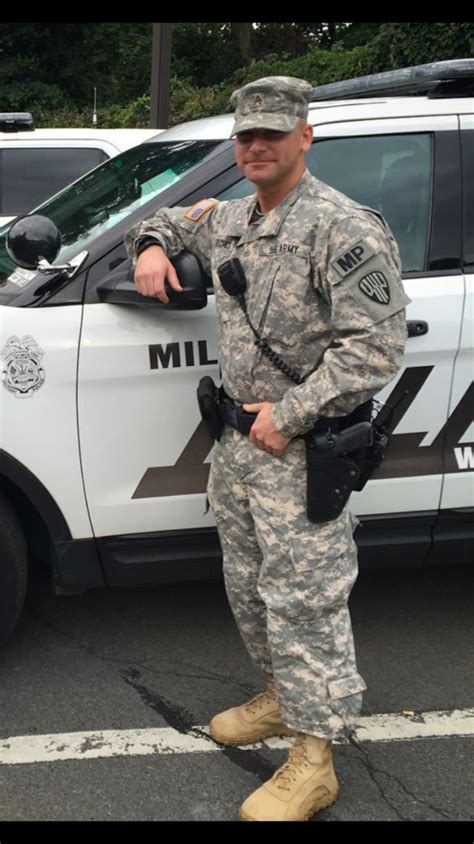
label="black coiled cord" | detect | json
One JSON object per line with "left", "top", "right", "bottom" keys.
{"left": 254, "top": 337, "right": 304, "bottom": 384}
{"left": 237, "top": 293, "right": 304, "bottom": 385}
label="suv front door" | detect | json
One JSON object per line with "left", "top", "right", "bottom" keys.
{"left": 432, "top": 116, "right": 474, "bottom": 561}
{"left": 220, "top": 116, "right": 464, "bottom": 545}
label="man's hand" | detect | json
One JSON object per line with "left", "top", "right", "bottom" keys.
{"left": 243, "top": 401, "right": 291, "bottom": 456}
{"left": 134, "top": 244, "right": 183, "bottom": 303}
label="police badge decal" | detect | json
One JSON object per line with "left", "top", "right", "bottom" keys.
{"left": 0, "top": 335, "right": 46, "bottom": 397}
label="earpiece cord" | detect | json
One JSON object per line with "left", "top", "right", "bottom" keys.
{"left": 237, "top": 294, "right": 305, "bottom": 386}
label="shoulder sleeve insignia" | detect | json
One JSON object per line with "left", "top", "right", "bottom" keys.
{"left": 359, "top": 271, "right": 390, "bottom": 304}
{"left": 330, "top": 239, "right": 376, "bottom": 278}
{"left": 183, "top": 198, "right": 218, "bottom": 222}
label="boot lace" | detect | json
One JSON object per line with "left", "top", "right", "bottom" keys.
{"left": 273, "top": 736, "right": 309, "bottom": 790}
{"left": 245, "top": 686, "right": 276, "bottom": 715}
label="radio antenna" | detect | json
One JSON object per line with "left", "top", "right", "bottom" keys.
{"left": 92, "top": 87, "right": 98, "bottom": 127}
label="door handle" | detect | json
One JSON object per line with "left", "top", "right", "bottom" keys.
{"left": 407, "top": 320, "right": 429, "bottom": 337}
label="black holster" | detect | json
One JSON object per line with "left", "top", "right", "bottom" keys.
{"left": 355, "top": 424, "right": 390, "bottom": 491}
{"left": 305, "top": 442, "right": 361, "bottom": 523}
{"left": 304, "top": 401, "right": 372, "bottom": 523}
{"left": 197, "top": 376, "right": 223, "bottom": 441}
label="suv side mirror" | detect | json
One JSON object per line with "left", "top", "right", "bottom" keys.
{"left": 97, "top": 250, "right": 209, "bottom": 310}
{"left": 5, "top": 214, "right": 61, "bottom": 269}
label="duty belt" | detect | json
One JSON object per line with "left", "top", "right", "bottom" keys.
{"left": 218, "top": 397, "right": 257, "bottom": 436}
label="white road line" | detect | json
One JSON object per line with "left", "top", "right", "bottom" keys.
{"left": 0, "top": 708, "right": 472, "bottom": 766}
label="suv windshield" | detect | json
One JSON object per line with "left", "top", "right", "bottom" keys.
{"left": 0, "top": 139, "right": 221, "bottom": 293}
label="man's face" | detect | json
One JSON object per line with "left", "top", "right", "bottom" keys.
{"left": 234, "top": 122, "right": 313, "bottom": 187}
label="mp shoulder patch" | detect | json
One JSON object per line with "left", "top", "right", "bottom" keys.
{"left": 358, "top": 271, "right": 390, "bottom": 304}
{"left": 183, "top": 198, "right": 218, "bottom": 223}
{"left": 331, "top": 239, "right": 376, "bottom": 278}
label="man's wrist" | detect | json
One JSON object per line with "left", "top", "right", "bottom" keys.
{"left": 271, "top": 401, "right": 316, "bottom": 438}
{"left": 135, "top": 237, "right": 165, "bottom": 259}
{"left": 270, "top": 402, "right": 295, "bottom": 438}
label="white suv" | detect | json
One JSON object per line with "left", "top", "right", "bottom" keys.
{"left": 0, "top": 60, "right": 472, "bottom": 643}
{"left": 0, "top": 113, "right": 162, "bottom": 225}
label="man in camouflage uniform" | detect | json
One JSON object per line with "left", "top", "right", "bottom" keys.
{"left": 125, "top": 76, "right": 410, "bottom": 821}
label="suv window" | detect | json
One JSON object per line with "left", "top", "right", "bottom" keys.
{"left": 220, "top": 133, "right": 432, "bottom": 273}
{"left": 461, "top": 130, "right": 474, "bottom": 269}
{"left": 0, "top": 139, "right": 223, "bottom": 295}
{"left": 0, "top": 147, "right": 107, "bottom": 216}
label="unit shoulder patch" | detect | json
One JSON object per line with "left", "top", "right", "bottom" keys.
{"left": 183, "top": 198, "right": 218, "bottom": 223}
{"left": 358, "top": 271, "right": 391, "bottom": 305}
{"left": 333, "top": 253, "right": 410, "bottom": 325}
{"left": 330, "top": 239, "right": 377, "bottom": 278}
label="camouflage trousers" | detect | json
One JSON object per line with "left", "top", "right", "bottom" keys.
{"left": 207, "top": 425, "right": 367, "bottom": 740}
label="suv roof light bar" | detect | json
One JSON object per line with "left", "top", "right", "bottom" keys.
{"left": 311, "top": 59, "right": 474, "bottom": 101}
{"left": 0, "top": 113, "right": 34, "bottom": 132}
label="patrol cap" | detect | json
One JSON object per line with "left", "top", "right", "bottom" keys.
{"left": 230, "top": 76, "right": 313, "bottom": 136}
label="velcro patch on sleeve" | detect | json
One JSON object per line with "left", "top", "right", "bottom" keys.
{"left": 183, "top": 198, "right": 218, "bottom": 222}
{"left": 331, "top": 239, "right": 377, "bottom": 278}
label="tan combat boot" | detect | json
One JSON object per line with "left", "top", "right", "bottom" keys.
{"left": 239, "top": 733, "right": 339, "bottom": 821}
{"left": 209, "top": 678, "right": 295, "bottom": 746}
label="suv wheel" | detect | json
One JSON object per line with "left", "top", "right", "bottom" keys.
{"left": 0, "top": 490, "right": 27, "bottom": 644}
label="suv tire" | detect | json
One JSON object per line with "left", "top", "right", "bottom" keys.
{"left": 0, "top": 490, "right": 28, "bottom": 644}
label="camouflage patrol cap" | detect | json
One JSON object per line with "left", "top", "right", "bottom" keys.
{"left": 230, "top": 76, "right": 313, "bottom": 136}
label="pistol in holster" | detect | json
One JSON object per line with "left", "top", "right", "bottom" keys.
{"left": 197, "top": 376, "right": 224, "bottom": 441}
{"left": 304, "top": 401, "right": 374, "bottom": 523}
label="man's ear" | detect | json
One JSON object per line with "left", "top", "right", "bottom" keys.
{"left": 302, "top": 123, "right": 313, "bottom": 151}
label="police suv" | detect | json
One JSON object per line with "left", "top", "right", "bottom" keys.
{"left": 0, "top": 60, "right": 473, "bottom": 643}
{"left": 0, "top": 112, "right": 162, "bottom": 226}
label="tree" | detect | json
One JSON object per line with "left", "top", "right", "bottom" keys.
{"left": 231, "top": 23, "right": 254, "bottom": 63}
{"left": 2, "top": 22, "right": 472, "bottom": 127}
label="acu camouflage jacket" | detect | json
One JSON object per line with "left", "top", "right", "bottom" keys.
{"left": 125, "top": 170, "right": 410, "bottom": 438}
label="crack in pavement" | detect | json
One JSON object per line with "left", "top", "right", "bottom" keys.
{"left": 122, "top": 668, "right": 278, "bottom": 786}
{"left": 19, "top": 608, "right": 467, "bottom": 822}
{"left": 349, "top": 736, "right": 453, "bottom": 821}
{"left": 123, "top": 663, "right": 256, "bottom": 696}
{"left": 21, "top": 606, "right": 255, "bottom": 694}
{"left": 122, "top": 667, "right": 195, "bottom": 733}
{"left": 22, "top": 606, "right": 142, "bottom": 668}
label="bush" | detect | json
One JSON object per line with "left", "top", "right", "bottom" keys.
{"left": 32, "top": 23, "right": 474, "bottom": 129}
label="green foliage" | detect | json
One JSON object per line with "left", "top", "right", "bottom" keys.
{"left": 0, "top": 81, "right": 75, "bottom": 113}
{"left": 4, "top": 22, "right": 472, "bottom": 129}
{"left": 366, "top": 22, "right": 474, "bottom": 71}
{"left": 0, "top": 22, "right": 151, "bottom": 111}
{"left": 171, "top": 23, "right": 235, "bottom": 87}
{"left": 228, "top": 45, "right": 372, "bottom": 89}
{"left": 33, "top": 108, "right": 93, "bottom": 128}
{"left": 333, "top": 22, "right": 380, "bottom": 50}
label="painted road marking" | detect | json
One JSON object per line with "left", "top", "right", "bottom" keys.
{"left": 0, "top": 708, "right": 472, "bottom": 766}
